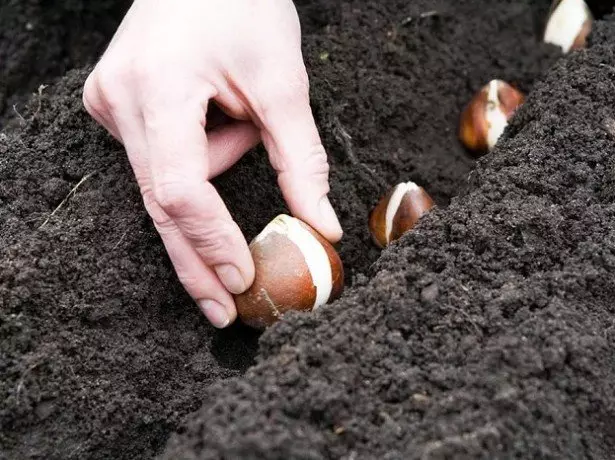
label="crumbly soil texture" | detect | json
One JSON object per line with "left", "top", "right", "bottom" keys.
{"left": 2, "top": 0, "right": 615, "bottom": 459}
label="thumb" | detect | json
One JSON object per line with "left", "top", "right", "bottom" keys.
{"left": 257, "top": 79, "right": 343, "bottom": 243}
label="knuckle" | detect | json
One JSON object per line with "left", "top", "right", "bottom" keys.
{"left": 96, "top": 69, "right": 126, "bottom": 111}
{"left": 306, "top": 144, "right": 330, "bottom": 173}
{"left": 95, "top": 59, "right": 142, "bottom": 111}
{"left": 152, "top": 174, "right": 195, "bottom": 217}
{"left": 131, "top": 57, "right": 199, "bottom": 112}
{"left": 294, "top": 68, "right": 310, "bottom": 92}
{"left": 286, "top": 144, "right": 330, "bottom": 176}
{"left": 82, "top": 73, "right": 101, "bottom": 114}
{"left": 176, "top": 272, "right": 202, "bottom": 293}
{"left": 141, "top": 186, "right": 175, "bottom": 231}
{"left": 96, "top": 67, "right": 121, "bottom": 94}
{"left": 258, "top": 69, "right": 310, "bottom": 117}
{"left": 276, "top": 75, "right": 309, "bottom": 102}
{"left": 191, "top": 220, "right": 237, "bottom": 259}
{"left": 130, "top": 56, "right": 162, "bottom": 88}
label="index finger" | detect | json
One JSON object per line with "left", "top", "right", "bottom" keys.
{"left": 142, "top": 95, "right": 255, "bottom": 296}
{"left": 255, "top": 72, "right": 343, "bottom": 243}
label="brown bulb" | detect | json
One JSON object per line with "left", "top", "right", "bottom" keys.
{"left": 459, "top": 79, "right": 525, "bottom": 155}
{"left": 234, "top": 214, "right": 344, "bottom": 329}
{"left": 369, "top": 182, "right": 435, "bottom": 248}
{"left": 544, "top": 0, "right": 592, "bottom": 53}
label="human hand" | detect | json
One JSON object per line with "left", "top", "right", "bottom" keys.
{"left": 83, "top": 0, "right": 343, "bottom": 328}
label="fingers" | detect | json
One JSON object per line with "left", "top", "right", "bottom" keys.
{"left": 143, "top": 102, "right": 255, "bottom": 298}
{"left": 83, "top": 67, "right": 262, "bottom": 329}
{"left": 143, "top": 194, "right": 237, "bottom": 328}
{"left": 256, "top": 71, "right": 343, "bottom": 243}
{"left": 83, "top": 72, "right": 123, "bottom": 142}
{"left": 207, "top": 121, "right": 260, "bottom": 178}
{"left": 85, "top": 70, "right": 238, "bottom": 328}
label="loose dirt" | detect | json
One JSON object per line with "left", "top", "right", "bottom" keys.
{"left": 2, "top": 1, "right": 615, "bottom": 459}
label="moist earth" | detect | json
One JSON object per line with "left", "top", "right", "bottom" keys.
{"left": 0, "top": 0, "right": 132, "bottom": 126}
{"left": 1, "top": 0, "right": 615, "bottom": 459}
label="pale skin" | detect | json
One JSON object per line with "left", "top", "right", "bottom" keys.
{"left": 83, "top": 0, "right": 343, "bottom": 328}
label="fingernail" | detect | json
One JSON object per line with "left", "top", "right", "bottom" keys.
{"left": 198, "top": 299, "right": 231, "bottom": 328}
{"left": 214, "top": 264, "right": 247, "bottom": 294}
{"left": 319, "top": 196, "right": 343, "bottom": 240}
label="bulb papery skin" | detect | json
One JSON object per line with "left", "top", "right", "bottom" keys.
{"left": 369, "top": 182, "right": 435, "bottom": 248}
{"left": 459, "top": 79, "right": 525, "bottom": 155}
{"left": 544, "top": 0, "right": 592, "bottom": 53}
{"left": 235, "top": 215, "right": 344, "bottom": 329}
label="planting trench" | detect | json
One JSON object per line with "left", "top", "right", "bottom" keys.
{"left": 2, "top": 0, "right": 615, "bottom": 458}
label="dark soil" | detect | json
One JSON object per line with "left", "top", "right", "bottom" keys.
{"left": 2, "top": 0, "right": 615, "bottom": 459}
{"left": 0, "top": 0, "right": 337, "bottom": 128}
{"left": 0, "top": 0, "right": 132, "bottom": 127}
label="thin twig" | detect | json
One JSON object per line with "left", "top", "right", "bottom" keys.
{"left": 602, "top": 118, "right": 615, "bottom": 139}
{"left": 12, "top": 105, "right": 26, "bottom": 125}
{"left": 401, "top": 10, "right": 439, "bottom": 25}
{"left": 112, "top": 230, "right": 128, "bottom": 251}
{"left": 331, "top": 116, "right": 388, "bottom": 190}
{"left": 441, "top": 303, "right": 482, "bottom": 335}
{"left": 599, "top": 63, "right": 615, "bottom": 73}
{"left": 31, "top": 84, "right": 47, "bottom": 121}
{"left": 420, "top": 10, "right": 439, "bottom": 18}
{"left": 39, "top": 172, "right": 96, "bottom": 229}
{"left": 421, "top": 425, "right": 499, "bottom": 459}
{"left": 332, "top": 118, "right": 360, "bottom": 165}
{"left": 11, "top": 84, "right": 47, "bottom": 126}
{"left": 16, "top": 362, "right": 41, "bottom": 403}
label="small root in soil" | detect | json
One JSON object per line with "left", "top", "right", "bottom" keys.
{"left": 421, "top": 425, "right": 501, "bottom": 458}
{"left": 16, "top": 362, "right": 42, "bottom": 404}
{"left": 112, "top": 230, "right": 129, "bottom": 251}
{"left": 39, "top": 171, "right": 96, "bottom": 229}
{"left": 31, "top": 84, "right": 48, "bottom": 121}
{"left": 12, "top": 84, "right": 47, "bottom": 126}
{"left": 331, "top": 116, "right": 388, "bottom": 191}
{"left": 401, "top": 10, "right": 440, "bottom": 26}
{"left": 442, "top": 303, "right": 482, "bottom": 335}
{"left": 12, "top": 105, "right": 26, "bottom": 125}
